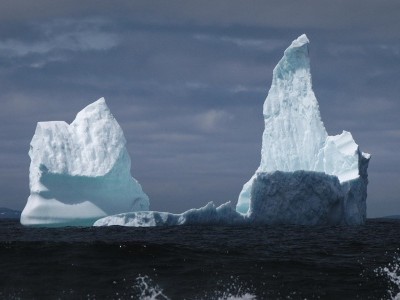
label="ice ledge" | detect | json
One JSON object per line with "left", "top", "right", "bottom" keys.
{"left": 317, "top": 131, "right": 361, "bottom": 183}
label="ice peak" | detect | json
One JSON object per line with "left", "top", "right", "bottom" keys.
{"left": 274, "top": 34, "right": 310, "bottom": 78}
{"left": 79, "top": 97, "right": 108, "bottom": 112}
{"left": 73, "top": 97, "right": 113, "bottom": 125}
{"left": 93, "top": 96, "right": 106, "bottom": 106}
{"left": 289, "top": 34, "right": 309, "bottom": 48}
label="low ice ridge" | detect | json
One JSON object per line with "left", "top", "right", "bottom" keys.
{"left": 94, "top": 201, "right": 246, "bottom": 227}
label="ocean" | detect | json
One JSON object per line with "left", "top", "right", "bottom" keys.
{"left": 1, "top": 219, "right": 400, "bottom": 299}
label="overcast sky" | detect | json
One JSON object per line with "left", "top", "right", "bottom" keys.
{"left": 0, "top": 1, "right": 399, "bottom": 217}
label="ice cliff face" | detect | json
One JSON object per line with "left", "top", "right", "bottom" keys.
{"left": 21, "top": 98, "right": 149, "bottom": 226}
{"left": 249, "top": 171, "right": 345, "bottom": 225}
{"left": 237, "top": 34, "right": 370, "bottom": 225}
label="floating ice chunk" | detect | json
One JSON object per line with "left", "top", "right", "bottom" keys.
{"left": 21, "top": 98, "right": 149, "bottom": 227}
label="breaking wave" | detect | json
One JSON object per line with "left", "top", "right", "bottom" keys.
{"left": 133, "top": 275, "right": 256, "bottom": 300}
{"left": 376, "top": 252, "right": 400, "bottom": 300}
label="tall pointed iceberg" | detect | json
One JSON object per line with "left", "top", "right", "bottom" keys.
{"left": 21, "top": 98, "right": 149, "bottom": 226}
{"left": 237, "top": 34, "right": 370, "bottom": 225}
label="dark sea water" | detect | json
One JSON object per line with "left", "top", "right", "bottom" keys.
{"left": 1, "top": 219, "right": 400, "bottom": 299}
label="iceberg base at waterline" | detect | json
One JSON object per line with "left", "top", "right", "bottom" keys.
{"left": 248, "top": 171, "right": 363, "bottom": 225}
{"left": 94, "top": 170, "right": 367, "bottom": 227}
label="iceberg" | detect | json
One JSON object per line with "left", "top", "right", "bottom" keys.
{"left": 237, "top": 34, "right": 370, "bottom": 225}
{"left": 95, "top": 34, "right": 370, "bottom": 228}
{"left": 93, "top": 202, "right": 245, "bottom": 227}
{"left": 20, "top": 98, "right": 149, "bottom": 226}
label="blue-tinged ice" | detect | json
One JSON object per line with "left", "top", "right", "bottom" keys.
{"left": 93, "top": 202, "right": 245, "bottom": 227}
{"left": 237, "top": 34, "right": 370, "bottom": 224}
{"left": 249, "top": 171, "right": 344, "bottom": 225}
{"left": 20, "top": 98, "right": 149, "bottom": 226}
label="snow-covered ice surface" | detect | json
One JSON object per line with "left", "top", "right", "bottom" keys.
{"left": 20, "top": 98, "right": 149, "bottom": 226}
{"left": 237, "top": 34, "right": 370, "bottom": 225}
{"left": 94, "top": 201, "right": 245, "bottom": 227}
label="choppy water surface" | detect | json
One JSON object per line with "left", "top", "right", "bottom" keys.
{"left": 1, "top": 219, "right": 400, "bottom": 299}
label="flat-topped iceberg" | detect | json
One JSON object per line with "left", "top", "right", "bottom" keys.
{"left": 20, "top": 98, "right": 149, "bottom": 226}
{"left": 237, "top": 34, "right": 370, "bottom": 225}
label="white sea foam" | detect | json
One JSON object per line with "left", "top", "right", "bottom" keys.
{"left": 132, "top": 275, "right": 257, "bottom": 300}
{"left": 135, "top": 276, "right": 170, "bottom": 300}
{"left": 376, "top": 254, "right": 400, "bottom": 300}
{"left": 218, "top": 294, "right": 256, "bottom": 300}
